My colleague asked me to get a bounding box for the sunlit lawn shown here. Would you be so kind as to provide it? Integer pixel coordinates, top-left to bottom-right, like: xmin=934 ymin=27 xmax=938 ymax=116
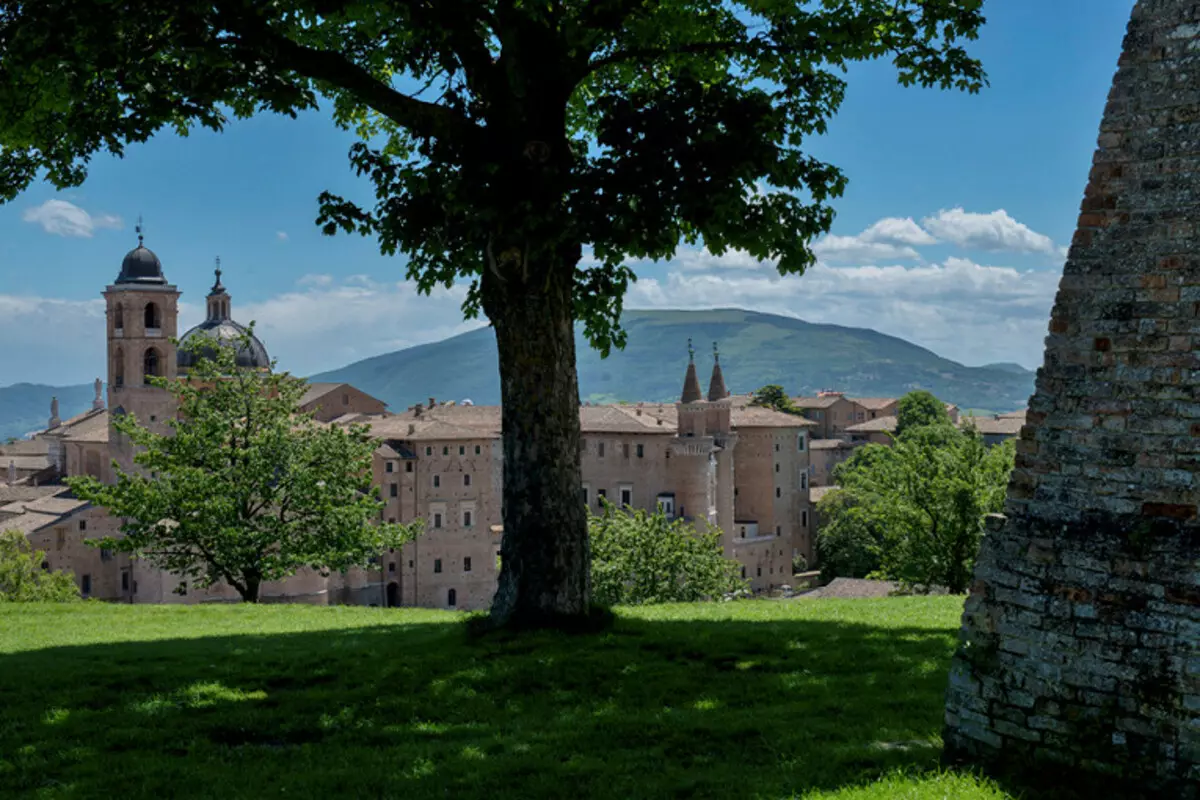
xmin=0 ymin=598 xmax=1014 ymax=799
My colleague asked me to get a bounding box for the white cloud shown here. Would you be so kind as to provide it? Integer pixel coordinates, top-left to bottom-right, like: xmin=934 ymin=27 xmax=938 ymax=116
xmin=810 ymin=235 xmax=921 ymax=264
xmin=674 ymin=248 xmax=775 ymax=271
xmin=21 ymin=199 xmax=123 ymax=238
xmin=922 ymin=208 xmax=1059 ymax=255
xmin=859 ymin=217 xmax=939 ymax=246
xmin=276 ymin=231 xmax=289 ymax=241
xmin=635 ymin=250 xmax=1059 ymax=368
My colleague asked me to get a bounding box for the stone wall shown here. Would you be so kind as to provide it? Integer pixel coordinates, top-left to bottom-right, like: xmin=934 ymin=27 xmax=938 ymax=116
xmin=943 ymin=2 xmax=1200 ymax=795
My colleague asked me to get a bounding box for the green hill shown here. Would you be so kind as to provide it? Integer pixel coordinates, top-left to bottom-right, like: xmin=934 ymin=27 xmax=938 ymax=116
xmin=0 ymin=383 xmax=98 ymax=441
xmin=312 ymin=308 xmax=1034 ymax=412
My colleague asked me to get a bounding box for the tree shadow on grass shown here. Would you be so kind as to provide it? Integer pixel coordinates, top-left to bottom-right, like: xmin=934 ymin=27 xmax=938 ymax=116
xmin=0 ymin=612 xmax=964 ymax=799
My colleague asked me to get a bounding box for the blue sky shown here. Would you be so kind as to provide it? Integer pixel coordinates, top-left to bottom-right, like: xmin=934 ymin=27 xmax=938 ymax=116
xmin=0 ymin=0 xmax=1135 ymax=386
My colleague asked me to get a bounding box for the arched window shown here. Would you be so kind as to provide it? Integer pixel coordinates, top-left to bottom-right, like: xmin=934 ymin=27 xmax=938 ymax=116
xmin=143 ymin=348 xmax=161 ymax=382
xmin=447 ymin=588 xmax=457 ymax=608
xmin=113 ymin=347 xmax=125 ymax=387
xmin=144 ymin=302 xmax=161 ymax=331
xmin=114 ymin=303 xmax=124 ymax=331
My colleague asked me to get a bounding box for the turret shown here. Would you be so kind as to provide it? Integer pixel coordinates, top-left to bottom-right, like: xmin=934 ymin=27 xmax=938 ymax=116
xmin=707 ymin=341 xmax=729 ymax=401
xmin=680 ymin=338 xmax=703 ymax=403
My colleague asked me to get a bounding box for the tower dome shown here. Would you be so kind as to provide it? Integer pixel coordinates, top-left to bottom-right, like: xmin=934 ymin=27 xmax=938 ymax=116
xmin=176 ymin=263 xmax=271 ymax=372
xmin=115 ymin=225 xmax=167 ymax=285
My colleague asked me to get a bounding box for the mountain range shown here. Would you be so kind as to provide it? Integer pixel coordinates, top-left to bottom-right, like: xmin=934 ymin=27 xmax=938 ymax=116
xmin=0 ymin=309 xmax=1035 ymax=441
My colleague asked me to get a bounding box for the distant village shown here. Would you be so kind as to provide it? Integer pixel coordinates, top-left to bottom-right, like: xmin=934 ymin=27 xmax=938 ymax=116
xmin=0 ymin=238 xmax=1027 ymax=610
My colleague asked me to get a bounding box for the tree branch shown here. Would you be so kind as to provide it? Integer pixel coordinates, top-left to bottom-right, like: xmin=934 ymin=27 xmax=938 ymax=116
xmin=214 ymin=5 xmax=479 ymax=144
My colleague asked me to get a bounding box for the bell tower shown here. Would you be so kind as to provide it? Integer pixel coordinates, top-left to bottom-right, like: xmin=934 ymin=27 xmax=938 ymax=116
xmin=104 ymin=220 xmax=180 ymax=470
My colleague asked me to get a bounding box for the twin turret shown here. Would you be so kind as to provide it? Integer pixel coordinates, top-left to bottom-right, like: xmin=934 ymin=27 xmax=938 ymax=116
xmin=679 ymin=338 xmax=730 ymax=404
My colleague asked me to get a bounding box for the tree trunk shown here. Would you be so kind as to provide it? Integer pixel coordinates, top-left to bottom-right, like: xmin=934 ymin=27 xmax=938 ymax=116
xmin=485 ymin=255 xmax=591 ymax=629
xmin=242 ymin=574 xmax=261 ymax=603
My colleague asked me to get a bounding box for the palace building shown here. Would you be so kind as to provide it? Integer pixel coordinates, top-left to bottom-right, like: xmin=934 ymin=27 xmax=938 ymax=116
xmin=2 ymin=238 xmax=818 ymax=609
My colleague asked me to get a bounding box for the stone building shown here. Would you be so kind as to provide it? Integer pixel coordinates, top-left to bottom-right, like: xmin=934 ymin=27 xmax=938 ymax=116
xmin=945 ymin=1 xmax=1200 ymax=793
xmin=7 ymin=243 xmax=817 ymax=609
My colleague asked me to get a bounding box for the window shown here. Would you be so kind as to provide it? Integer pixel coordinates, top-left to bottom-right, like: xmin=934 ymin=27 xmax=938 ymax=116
xmin=434 ymin=513 xmax=443 ymax=529
xmin=406 ymin=462 xmax=413 ymax=473
xmin=798 ymin=435 xmax=806 ymax=451
xmin=775 ymin=463 xmax=780 ymax=473
xmin=464 ymin=557 xmax=472 ymax=572
xmin=776 ymin=526 xmax=781 ymax=537
xmin=426 ymin=446 xmax=432 ymax=456
xmin=433 ymin=475 xmax=441 ymax=488
xmin=464 ymin=510 xmax=473 ymax=527
xmin=389 ymin=518 xmax=396 ymax=524
xmin=757 ymin=567 xmax=762 ymax=578
xmin=774 ymin=443 xmax=780 ymax=452
xmin=79 ymin=519 xmax=87 ymax=532
xmin=114 ymin=303 xmax=124 ymax=331
xmin=150 ymin=415 xmax=157 ymax=423
xmin=802 ymin=510 xmax=809 ymax=528
xmin=475 ymin=445 xmax=481 ymax=455
xmin=741 ymin=566 xmax=746 ymax=578
xmin=656 ymin=494 xmax=675 ymax=517
xmin=443 ymin=446 xmax=449 ymax=456
xmin=800 ymin=473 xmax=808 ymax=490
xmin=144 ymin=302 xmax=161 ymax=330
xmin=597 ymin=489 xmax=607 ymax=506
xmin=100 ymin=548 xmax=112 ymax=562
xmin=389 ymin=562 xmax=396 ymax=573
xmin=459 ymin=446 xmax=465 ymax=455
xmin=386 ymin=462 xmax=394 ymax=473
xmin=620 ymin=485 xmax=632 ymax=507
xmin=636 ymin=444 xmax=644 ymax=458
xmin=464 ymin=474 xmax=472 ymax=487
xmin=434 ymin=559 xmax=443 ymax=573
xmin=409 ymin=560 xmax=414 ymax=568
xmin=342 ymin=393 xmax=350 ymax=406
xmin=390 ymin=484 xmax=398 ymax=497
xmin=775 ymin=487 xmax=782 ymax=498
xmin=623 ymin=443 xmax=630 ymax=458
xmin=122 ymin=571 xmax=130 ymax=591
xmin=581 ymin=484 xmax=590 ymax=505
xmin=143 ymin=348 xmax=161 ymax=382
xmin=448 ymin=588 xmax=457 ymax=607
xmin=598 ymin=442 xmax=605 ymax=458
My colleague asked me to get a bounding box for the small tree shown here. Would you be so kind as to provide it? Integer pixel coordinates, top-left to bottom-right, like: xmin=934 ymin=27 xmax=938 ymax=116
xmin=68 ymin=330 xmax=421 ymax=603
xmin=894 ymin=390 xmax=953 ymax=438
xmin=0 ymin=530 xmax=79 ymax=603
xmin=750 ymin=385 xmax=803 ymax=416
xmin=590 ymin=500 xmax=745 ymax=606
xmin=818 ymin=428 xmax=1014 ymax=593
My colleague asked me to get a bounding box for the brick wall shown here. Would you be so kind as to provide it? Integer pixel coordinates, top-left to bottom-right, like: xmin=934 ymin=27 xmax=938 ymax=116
xmin=944 ymin=2 xmax=1200 ymax=795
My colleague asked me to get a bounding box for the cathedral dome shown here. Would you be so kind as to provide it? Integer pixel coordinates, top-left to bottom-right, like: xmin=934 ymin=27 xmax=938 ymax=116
xmin=177 ymin=320 xmax=271 ymax=371
xmin=116 ymin=245 xmax=167 ymax=285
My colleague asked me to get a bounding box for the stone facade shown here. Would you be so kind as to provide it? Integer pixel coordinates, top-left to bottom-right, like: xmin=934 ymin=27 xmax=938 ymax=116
xmin=944 ymin=3 xmax=1200 ymax=794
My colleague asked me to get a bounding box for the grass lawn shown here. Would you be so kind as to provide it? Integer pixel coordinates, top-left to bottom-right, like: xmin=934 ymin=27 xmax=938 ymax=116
xmin=0 ymin=598 xmax=1014 ymax=799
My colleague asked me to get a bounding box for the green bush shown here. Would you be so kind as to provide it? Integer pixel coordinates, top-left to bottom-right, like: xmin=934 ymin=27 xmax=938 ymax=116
xmin=0 ymin=530 xmax=79 ymax=603
xmin=590 ymin=501 xmax=746 ymax=606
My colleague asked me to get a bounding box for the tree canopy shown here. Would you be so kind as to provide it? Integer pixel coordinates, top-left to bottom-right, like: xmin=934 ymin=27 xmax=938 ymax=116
xmin=68 ymin=330 xmax=421 ymax=603
xmin=749 ymin=385 xmax=804 ymax=416
xmin=1 ymin=0 xmax=987 ymax=627
xmin=817 ymin=425 xmax=1013 ymax=593
xmin=895 ymin=390 xmax=953 ymax=438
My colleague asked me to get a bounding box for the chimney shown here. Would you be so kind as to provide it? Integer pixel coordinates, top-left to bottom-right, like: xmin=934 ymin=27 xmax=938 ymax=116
xmin=414 ymin=403 xmax=424 ymax=417
xmin=429 ymin=396 xmax=436 ymax=408
xmin=408 ymin=423 xmax=415 ymax=435
xmin=636 ymin=408 xmax=642 ymax=416
xmin=7 ymin=460 xmax=15 ymax=485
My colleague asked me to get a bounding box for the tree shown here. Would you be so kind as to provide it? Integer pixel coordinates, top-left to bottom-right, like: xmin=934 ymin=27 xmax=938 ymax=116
xmin=817 ymin=428 xmax=1014 ymax=593
xmin=589 ymin=500 xmax=745 ymax=606
xmin=68 ymin=331 xmax=421 ymax=603
xmin=0 ymin=1 xmax=986 ymax=628
xmin=0 ymin=530 xmax=79 ymax=603
xmin=750 ymin=385 xmax=803 ymax=416
xmin=895 ymin=390 xmax=953 ymax=438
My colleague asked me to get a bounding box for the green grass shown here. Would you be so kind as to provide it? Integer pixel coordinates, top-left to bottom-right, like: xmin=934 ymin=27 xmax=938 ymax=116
xmin=0 ymin=598 xmax=1014 ymax=799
